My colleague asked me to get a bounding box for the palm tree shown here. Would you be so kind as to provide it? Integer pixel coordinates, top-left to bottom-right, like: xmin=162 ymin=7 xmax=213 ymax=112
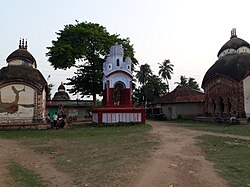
xmin=175 ymin=75 xmax=188 ymax=87
xmin=136 ymin=63 xmax=152 ymax=107
xmin=158 ymin=59 xmax=174 ymax=92
xmin=136 ymin=63 xmax=152 ymax=86
xmin=188 ymin=77 xmax=200 ymax=90
xmin=175 ymin=75 xmax=200 ymax=90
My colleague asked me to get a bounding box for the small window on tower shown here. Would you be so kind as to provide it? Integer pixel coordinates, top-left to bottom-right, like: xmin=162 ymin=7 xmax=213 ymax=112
xmin=128 ymin=66 xmax=130 ymax=69
xmin=116 ymin=59 xmax=120 ymax=66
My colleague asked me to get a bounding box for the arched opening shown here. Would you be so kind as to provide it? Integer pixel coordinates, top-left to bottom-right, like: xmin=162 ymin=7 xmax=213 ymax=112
xmin=116 ymin=59 xmax=120 ymax=67
xmin=212 ymin=98 xmax=216 ymax=113
xmin=113 ymin=81 xmax=125 ymax=106
xmin=219 ymin=96 xmax=224 ymax=115
xmin=227 ymin=97 xmax=231 ymax=115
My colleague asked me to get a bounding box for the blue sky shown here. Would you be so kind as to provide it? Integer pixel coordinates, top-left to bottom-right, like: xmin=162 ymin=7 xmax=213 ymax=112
xmin=1 ymin=0 xmax=250 ymax=99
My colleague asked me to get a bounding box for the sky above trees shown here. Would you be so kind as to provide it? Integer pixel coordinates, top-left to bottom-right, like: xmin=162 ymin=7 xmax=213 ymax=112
xmin=1 ymin=0 xmax=250 ymax=99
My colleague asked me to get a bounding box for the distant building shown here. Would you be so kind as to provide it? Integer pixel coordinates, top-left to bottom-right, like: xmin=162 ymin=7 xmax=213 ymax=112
xmin=52 ymin=82 xmax=70 ymax=100
xmin=47 ymin=83 xmax=92 ymax=120
xmin=202 ymin=29 xmax=250 ymax=118
xmin=148 ymin=86 xmax=204 ymax=119
xmin=0 ymin=39 xmax=47 ymax=124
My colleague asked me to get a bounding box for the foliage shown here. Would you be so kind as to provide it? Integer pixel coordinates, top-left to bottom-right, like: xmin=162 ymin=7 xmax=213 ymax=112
xmin=198 ymin=135 xmax=250 ymax=187
xmin=158 ymin=59 xmax=174 ymax=91
xmin=175 ymin=75 xmax=200 ymax=90
xmin=135 ymin=63 xmax=153 ymax=106
xmin=9 ymin=162 xmax=43 ymax=187
xmin=46 ymin=21 xmax=137 ymax=106
xmin=135 ymin=63 xmax=152 ymax=86
xmin=146 ymin=75 xmax=168 ymax=102
xmin=134 ymin=70 xmax=168 ymax=106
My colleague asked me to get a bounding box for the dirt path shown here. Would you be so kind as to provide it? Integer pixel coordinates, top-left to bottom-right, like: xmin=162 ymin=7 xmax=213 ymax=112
xmin=133 ymin=121 xmax=230 ymax=187
xmin=0 ymin=138 xmax=76 ymax=187
xmin=0 ymin=122 xmax=248 ymax=187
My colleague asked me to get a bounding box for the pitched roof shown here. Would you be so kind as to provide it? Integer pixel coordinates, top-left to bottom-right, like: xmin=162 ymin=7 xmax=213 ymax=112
xmin=150 ymin=86 xmax=204 ymax=104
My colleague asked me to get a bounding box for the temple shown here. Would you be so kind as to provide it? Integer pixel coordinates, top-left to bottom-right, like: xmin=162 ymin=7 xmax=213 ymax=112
xmin=92 ymin=43 xmax=145 ymax=124
xmin=0 ymin=39 xmax=47 ymax=125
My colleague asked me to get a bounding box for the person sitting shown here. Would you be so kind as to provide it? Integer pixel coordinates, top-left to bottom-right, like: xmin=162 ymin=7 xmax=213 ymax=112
xmin=53 ymin=112 xmax=58 ymax=129
xmin=230 ymin=111 xmax=237 ymax=123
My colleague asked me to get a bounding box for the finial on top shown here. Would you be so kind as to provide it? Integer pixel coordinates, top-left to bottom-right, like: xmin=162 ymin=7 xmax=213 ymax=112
xmin=19 ymin=38 xmax=28 ymax=49
xmin=231 ymin=28 xmax=237 ymax=39
xmin=19 ymin=38 xmax=22 ymax=48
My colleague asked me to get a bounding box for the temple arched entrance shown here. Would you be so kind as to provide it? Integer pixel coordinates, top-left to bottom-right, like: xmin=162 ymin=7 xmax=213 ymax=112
xmin=113 ymin=81 xmax=125 ymax=106
xmin=219 ymin=96 xmax=224 ymax=116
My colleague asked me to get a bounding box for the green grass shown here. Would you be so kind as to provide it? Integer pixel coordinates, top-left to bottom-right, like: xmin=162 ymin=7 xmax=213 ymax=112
xmin=9 ymin=162 xmax=43 ymax=187
xmin=166 ymin=120 xmax=250 ymax=136
xmin=197 ymin=135 xmax=250 ymax=187
xmin=0 ymin=124 xmax=159 ymax=187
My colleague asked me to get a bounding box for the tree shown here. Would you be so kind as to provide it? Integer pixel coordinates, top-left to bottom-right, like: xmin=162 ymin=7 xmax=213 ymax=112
xmin=134 ymin=74 xmax=168 ymax=106
xmin=188 ymin=77 xmax=200 ymax=90
xmin=146 ymin=75 xmax=168 ymax=102
xmin=158 ymin=59 xmax=174 ymax=92
xmin=136 ymin=64 xmax=152 ymax=86
xmin=175 ymin=75 xmax=200 ymax=90
xmin=135 ymin=64 xmax=153 ymax=107
xmin=175 ymin=75 xmax=188 ymax=87
xmin=46 ymin=21 xmax=137 ymax=107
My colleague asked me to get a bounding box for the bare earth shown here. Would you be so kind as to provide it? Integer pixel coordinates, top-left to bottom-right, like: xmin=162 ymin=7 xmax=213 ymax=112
xmin=1 ymin=121 xmax=249 ymax=187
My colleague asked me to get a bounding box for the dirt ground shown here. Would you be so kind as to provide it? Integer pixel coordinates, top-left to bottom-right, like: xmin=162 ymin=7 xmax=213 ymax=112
xmin=1 ymin=121 xmax=249 ymax=187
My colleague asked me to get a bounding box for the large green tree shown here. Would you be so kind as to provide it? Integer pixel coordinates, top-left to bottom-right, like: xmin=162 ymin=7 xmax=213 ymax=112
xmin=158 ymin=59 xmax=174 ymax=92
xmin=46 ymin=21 xmax=137 ymax=107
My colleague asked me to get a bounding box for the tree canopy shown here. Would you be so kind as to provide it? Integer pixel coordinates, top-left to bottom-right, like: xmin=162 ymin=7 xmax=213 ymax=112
xmin=135 ymin=64 xmax=168 ymax=106
xmin=175 ymin=75 xmax=200 ymax=90
xmin=46 ymin=21 xmax=138 ymax=106
xmin=158 ymin=59 xmax=174 ymax=91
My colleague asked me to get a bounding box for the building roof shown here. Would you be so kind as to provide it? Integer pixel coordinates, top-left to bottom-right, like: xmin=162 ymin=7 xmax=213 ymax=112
xmin=6 ymin=39 xmax=37 ymax=67
xmin=217 ymin=37 xmax=250 ymax=57
xmin=150 ymin=86 xmax=204 ymax=105
xmin=202 ymin=53 xmax=250 ymax=88
xmin=0 ymin=66 xmax=47 ymax=91
xmin=52 ymin=82 xmax=70 ymax=100
xmin=52 ymin=92 xmax=70 ymax=100
xmin=58 ymin=82 xmax=65 ymax=90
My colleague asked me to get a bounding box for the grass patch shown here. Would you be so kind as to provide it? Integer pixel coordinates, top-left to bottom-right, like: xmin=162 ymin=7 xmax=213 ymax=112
xmin=197 ymin=135 xmax=250 ymax=187
xmin=165 ymin=120 xmax=250 ymax=136
xmin=9 ymin=162 xmax=43 ymax=187
xmin=0 ymin=124 xmax=159 ymax=187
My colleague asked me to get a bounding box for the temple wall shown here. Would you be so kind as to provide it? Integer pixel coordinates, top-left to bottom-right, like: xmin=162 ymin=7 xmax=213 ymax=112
xmin=204 ymin=76 xmax=245 ymax=117
xmin=243 ymin=75 xmax=250 ymax=118
xmin=0 ymin=84 xmax=35 ymax=122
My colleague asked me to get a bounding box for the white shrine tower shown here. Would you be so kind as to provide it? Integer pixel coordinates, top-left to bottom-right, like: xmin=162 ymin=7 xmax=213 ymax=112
xmin=92 ymin=43 xmax=145 ymax=124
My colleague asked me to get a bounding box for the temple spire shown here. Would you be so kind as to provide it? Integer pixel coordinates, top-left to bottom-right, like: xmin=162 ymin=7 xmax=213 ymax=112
xmin=19 ymin=38 xmax=28 ymax=49
xmin=231 ymin=28 xmax=237 ymax=39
